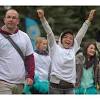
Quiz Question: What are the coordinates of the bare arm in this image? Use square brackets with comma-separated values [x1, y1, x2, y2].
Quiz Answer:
[75, 9, 96, 46]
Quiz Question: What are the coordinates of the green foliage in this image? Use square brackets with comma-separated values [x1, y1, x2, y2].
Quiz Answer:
[0, 6, 100, 41]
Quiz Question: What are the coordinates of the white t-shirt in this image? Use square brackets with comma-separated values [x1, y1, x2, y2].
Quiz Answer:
[34, 52, 51, 80]
[49, 39, 78, 84]
[0, 30, 33, 84]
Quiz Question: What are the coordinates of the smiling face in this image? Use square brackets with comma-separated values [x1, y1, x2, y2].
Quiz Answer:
[61, 33, 74, 49]
[4, 9, 19, 30]
[39, 40, 48, 51]
[87, 44, 96, 57]
[36, 37, 48, 52]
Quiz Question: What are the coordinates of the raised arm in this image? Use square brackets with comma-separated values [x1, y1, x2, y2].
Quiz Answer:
[75, 9, 96, 46]
[37, 9, 56, 47]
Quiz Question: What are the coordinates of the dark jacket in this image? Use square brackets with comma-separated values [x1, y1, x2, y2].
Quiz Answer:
[76, 52, 100, 87]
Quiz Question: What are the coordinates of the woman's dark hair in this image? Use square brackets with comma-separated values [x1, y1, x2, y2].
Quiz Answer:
[83, 41, 98, 69]
[83, 41, 97, 56]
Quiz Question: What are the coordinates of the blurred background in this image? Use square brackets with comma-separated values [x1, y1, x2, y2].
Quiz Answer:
[0, 6, 100, 48]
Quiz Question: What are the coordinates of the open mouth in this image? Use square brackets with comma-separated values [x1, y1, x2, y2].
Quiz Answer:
[65, 42, 70, 45]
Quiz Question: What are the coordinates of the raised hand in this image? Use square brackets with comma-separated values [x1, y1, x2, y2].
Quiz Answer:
[87, 9, 96, 22]
[37, 9, 45, 19]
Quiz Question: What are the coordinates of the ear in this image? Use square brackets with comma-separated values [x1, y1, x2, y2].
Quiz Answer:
[17, 18, 20, 25]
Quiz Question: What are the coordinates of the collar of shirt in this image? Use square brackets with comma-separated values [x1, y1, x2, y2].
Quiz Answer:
[0, 28, 18, 35]
[35, 49, 48, 56]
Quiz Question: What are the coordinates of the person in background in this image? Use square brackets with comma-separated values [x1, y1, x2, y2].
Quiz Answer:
[0, 9, 35, 94]
[37, 9, 96, 94]
[30, 37, 51, 94]
[96, 30, 100, 60]
[95, 30, 100, 93]
[75, 41, 100, 94]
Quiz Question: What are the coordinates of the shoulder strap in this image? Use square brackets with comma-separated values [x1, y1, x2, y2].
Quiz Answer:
[1, 33, 25, 62]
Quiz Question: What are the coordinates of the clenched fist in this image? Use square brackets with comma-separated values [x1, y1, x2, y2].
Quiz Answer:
[37, 9, 45, 18]
[87, 9, 96, 22]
